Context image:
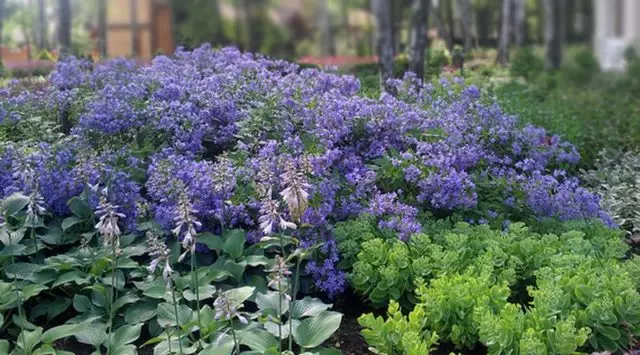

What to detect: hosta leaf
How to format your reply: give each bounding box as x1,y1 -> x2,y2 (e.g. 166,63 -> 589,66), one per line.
73,294 -> 92,313
199,232 -> 223,251
224,286 -> 255,305
112,294 -> 141,312
75,327 -> 107,347
4,193 -> 30,215
183,284 -> 216,301
22,284 -> 48,301
156,302 -> 193,328
5,262 -> 42,279
293,311 -> 342,349
256,291 -> 290,316
125,301 -> 158,324
0,340 -> 9,354
238,328 -> 279,351
46,297 -> 72,321
291,297 -> 333,319
223,229 -> 246,259
68,197 -> 92,219
109,323 -> 143,348
18,327 -> 43,354
200,333 -> 234,355
41,323 -> 84,344
53,270 -> 90,287
264,319 -> 300,339
61,216 -> 85,231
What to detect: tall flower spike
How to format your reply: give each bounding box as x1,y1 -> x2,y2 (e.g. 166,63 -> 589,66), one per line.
146,231 -> 173,288
280,160 -> 310,223
95,194 -> 126,250
258,190 -> 296,235
172,191 -> 201,262
213,291 -> 248,324
267,255 -> 292,300
25,190 -> 46,226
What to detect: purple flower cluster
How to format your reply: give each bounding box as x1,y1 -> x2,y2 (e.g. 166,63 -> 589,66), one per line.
0,46 -> 616,297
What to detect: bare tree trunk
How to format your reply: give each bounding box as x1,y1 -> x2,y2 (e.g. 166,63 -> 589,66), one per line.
341,0 -> 353,54
0,0 -> 4,61
497,0 -> 511,66
408,0 -> 430,79
372,0 -> 395,94
433,0 -> 453,52
98,0 -> 107,58
318,0 -> 335,56
543,0 -> 565,69
513,0 -> 526,46
456,0 -> 472,53
36,0 -> 47,51
58,0 -> 71,56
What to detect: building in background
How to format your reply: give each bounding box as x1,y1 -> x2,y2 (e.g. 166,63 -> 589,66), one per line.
594,0 -> 640,70
106,0 -> 174,60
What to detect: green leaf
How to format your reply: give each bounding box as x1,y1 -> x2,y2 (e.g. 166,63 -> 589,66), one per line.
245,255 -> 270,266
200,333 -> 234,355
0,339 -> 9,354
183,284 -> 216,301
5,262 -> 42,279
75,327 -> 107,348
18,327 -> 43,354
291,297 -> 333,319
53,270 -> 90,287
0,244 -> 27,256
199,232 -> 223,251
103,269 -> 126,291
293,311 -> 342,349
13,313 -> 37,330
264,320 -> 300,339
46,297 -> 72,321
73,294 -> 92,313
156,302 -> 193,328
4,193 -> 30,215
256,292 -> 290,316
68,197 -> 92,219
22,284 -> 48,301
113,294 -> 140,312
238,328 -> 279,351
599,326 -> 621,341
223,229 -> 246,259
225,286 -> 255,305
41,323 -> 84,344
109,323 -> 142,348
125,301 -> 158,324
61,216 -> 85,231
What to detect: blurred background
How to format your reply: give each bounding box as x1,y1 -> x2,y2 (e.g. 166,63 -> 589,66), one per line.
0,0 -> 634,76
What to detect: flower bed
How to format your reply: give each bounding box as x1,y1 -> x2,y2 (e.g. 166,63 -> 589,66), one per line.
0,46 -> 632,354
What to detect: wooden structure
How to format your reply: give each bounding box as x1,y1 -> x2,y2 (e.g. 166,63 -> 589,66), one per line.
594,0 -> 640,70
106,0 -> 174,60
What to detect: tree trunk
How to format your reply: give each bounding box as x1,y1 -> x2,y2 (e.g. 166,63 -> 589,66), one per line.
565,0 -> 575,42
57,0 -> 71,56
318,0 -> 335,56
36,0 -> 47,51
456,0 -> 472,53
497,0 -> 511,66
341,0 -> 353,53
0,0 -> 4,61
98,0 -> 107,58
433,0 -> 453,52
476,7 -> 491,46
372,0 -> 395,94
543,0 -> 565,69
582,0 -> 593,48
513,0 -> 526,46
445,0 -> 454,44
408,0 -> 430,79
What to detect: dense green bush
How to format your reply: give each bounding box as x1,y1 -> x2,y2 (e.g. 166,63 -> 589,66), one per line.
509,47 -> 544,82
358,222 -> 639,353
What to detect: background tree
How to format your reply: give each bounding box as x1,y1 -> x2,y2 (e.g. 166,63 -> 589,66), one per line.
433,0 -> 453,51
497,0 -> 511,66
408,0 -> 430,79
98,0 -> 107,58
318,0 -> 335,55
57,0 -> 71,56
513,0 -> 526,46
372,0 -> 395,94
543,0 -> 565,69
130,0 -> 138,57
0,0 -> 4,61
456,0 -> 472,52
35,0 -> 46,52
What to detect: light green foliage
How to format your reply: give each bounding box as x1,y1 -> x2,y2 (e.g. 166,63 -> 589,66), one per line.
358,300 -> 438,355
333,214 -> 379,269
418,274 -> 510,348
358,221 -> 639,353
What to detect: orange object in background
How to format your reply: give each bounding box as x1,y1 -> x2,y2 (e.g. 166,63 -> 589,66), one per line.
106,0 -> 174,60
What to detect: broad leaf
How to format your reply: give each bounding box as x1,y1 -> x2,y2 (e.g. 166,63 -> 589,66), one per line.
109,323 -> 143,348
4,193 -> 30,215
223,229 -> 246,259
224,286 -> 255,305
68,197 -> 92,219
125,301 -> 158,324
156,302 -> 193,328
256,291 -> 290,316
293,311 -> 342,349
183,284 -> 216,301
199,232 -> 223,251
41,323 -> 84,344
238,328 -> 279,351
291,297 -> 333,319
75,327 -> 107,348
61,216 -> 85,231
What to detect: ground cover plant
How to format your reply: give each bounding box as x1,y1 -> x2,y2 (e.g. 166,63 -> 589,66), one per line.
0,45 -> 633,354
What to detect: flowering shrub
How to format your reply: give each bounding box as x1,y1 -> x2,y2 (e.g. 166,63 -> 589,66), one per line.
0,45 -> 624,352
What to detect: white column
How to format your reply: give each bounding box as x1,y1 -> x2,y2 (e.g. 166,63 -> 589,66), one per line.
595,0 -> 617,69
624,0 -> 640,52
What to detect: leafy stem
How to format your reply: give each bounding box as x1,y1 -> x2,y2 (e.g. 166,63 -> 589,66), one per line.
170,289 -> 185,355
190,252 -> 203,348
105,241 -> 117,355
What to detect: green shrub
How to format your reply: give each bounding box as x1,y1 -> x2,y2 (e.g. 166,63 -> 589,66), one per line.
509,47 -> 544,82
563,47 -> 600,85
357,222 -> 637,353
